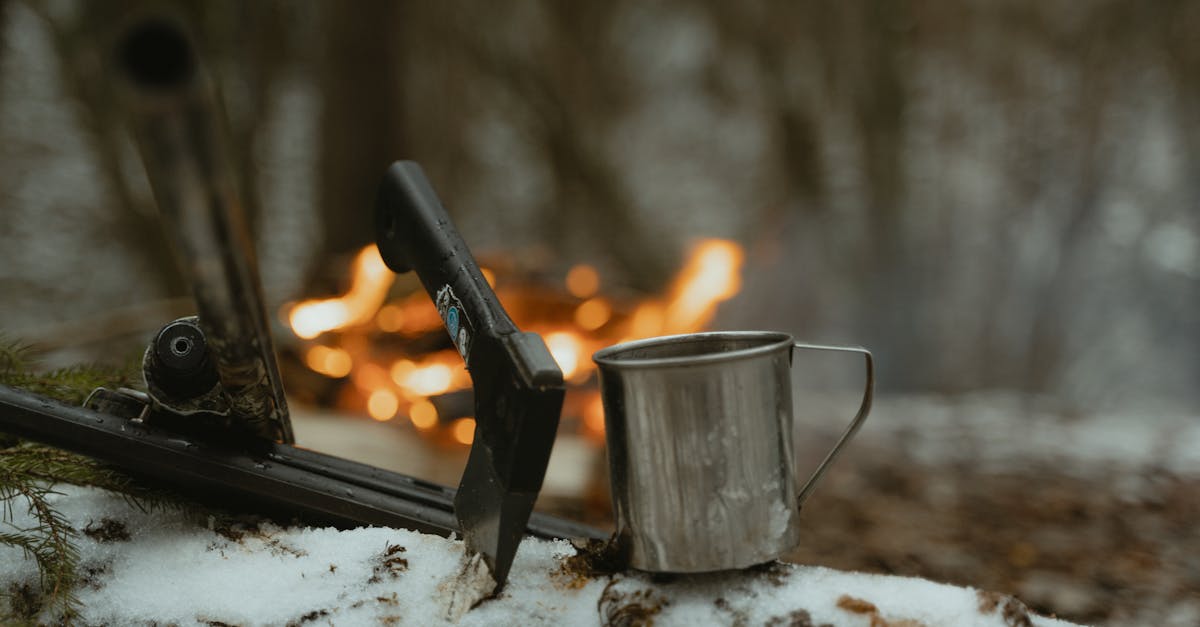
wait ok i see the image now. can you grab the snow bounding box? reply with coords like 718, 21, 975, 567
796, 393, 1200, 478
1, 485, 1078, 626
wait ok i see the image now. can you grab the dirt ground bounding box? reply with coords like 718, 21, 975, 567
557, 441, 1199, 626
785, 446, 1200, 626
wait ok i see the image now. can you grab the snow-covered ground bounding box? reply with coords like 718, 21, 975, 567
793, 392, 1200, 477
292, 393, 1200, 487
0, 485, 1075, 626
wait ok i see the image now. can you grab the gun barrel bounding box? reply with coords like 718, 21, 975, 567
116, 17, 293, 443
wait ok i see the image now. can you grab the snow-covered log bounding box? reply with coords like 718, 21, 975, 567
1, 485, 1075, 626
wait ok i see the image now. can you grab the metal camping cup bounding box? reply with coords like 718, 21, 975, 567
592, 331, 874, 572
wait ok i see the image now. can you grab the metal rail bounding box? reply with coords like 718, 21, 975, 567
0, 384, 602, 541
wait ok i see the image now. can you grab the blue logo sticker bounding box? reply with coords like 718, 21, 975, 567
435, 285, 474, 364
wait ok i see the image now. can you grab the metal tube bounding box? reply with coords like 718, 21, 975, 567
115, 16, 293, 443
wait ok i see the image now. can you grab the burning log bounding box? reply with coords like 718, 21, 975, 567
277, 239, 746, 449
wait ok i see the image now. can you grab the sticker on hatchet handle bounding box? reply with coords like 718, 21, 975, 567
791, 342, 875, 509
436, 285, 474, 364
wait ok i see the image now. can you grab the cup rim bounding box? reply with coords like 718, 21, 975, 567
592, 330, 793, 369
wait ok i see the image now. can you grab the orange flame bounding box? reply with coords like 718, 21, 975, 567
367, 389, 398, 421
583, 392, 606, 436
305, 345, 353, 378
288, 246, 394, 339
452, 418, 476, 445
408, 399, 438, 430
390, 352, 470, 399
545, 331, 585, 380
565, 264, 600, 298
662, 239, 744, 334
574, 297, 611, 331
288, 238, 745, 445
613, 238, 744, 342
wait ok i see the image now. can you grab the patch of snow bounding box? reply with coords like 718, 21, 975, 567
765, 498, 794, 544
1143, 222, 1199, 278
1, 485, 1078, 626
795, 393, 1200, 477
444, 553, 498, 622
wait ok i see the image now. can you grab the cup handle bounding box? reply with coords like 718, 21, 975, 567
791, 342, 875, 509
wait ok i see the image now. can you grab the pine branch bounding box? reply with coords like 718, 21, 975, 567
0, 336, 34, 375
0, 475, 80, 621
0, 445, 193, 515
0, 333, 140, 405
0, 332, 185, 620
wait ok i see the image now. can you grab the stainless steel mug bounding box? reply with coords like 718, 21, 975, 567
592, 331, 873, 572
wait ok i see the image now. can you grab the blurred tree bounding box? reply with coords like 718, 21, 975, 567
0, 0, 1195, 404
308, 0, 406, 291
28, 0, 293, 298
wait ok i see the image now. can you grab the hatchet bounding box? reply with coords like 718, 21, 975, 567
374, 161, 564, 590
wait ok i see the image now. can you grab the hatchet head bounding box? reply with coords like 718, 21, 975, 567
452, 331, 563, 587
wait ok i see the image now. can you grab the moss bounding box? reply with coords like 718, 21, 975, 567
598, 584, 667, 627
82, 518, 131, 543
977, 590, 1034, 627
286, 609, 330, 626
367, 543, 408, 583
4, 582, 41, 623
557, 537, 627, 589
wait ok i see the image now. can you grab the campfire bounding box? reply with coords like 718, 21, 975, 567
281, 240, 745, 446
